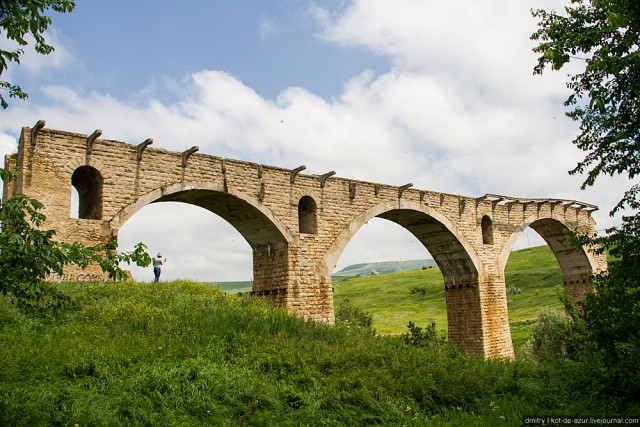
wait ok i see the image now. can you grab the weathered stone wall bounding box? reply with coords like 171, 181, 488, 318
2, 155, 16, 200
3, 122, 607, 359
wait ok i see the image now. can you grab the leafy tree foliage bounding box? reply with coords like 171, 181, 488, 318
1, 167, 151, 312
402, 321, 445, 348
532, 0, 640, 213
0, 0, 75, 108
532, 0, 639, 400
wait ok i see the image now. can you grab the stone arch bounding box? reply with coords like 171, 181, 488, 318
498, 215, 603, 301
71, 165, 103, 220
109, 181, 293, 248
62, 156, 108, 178
323, 200, 494, 355
481, 215, 494, 245
109, 181, 295, 298
298, 196, 318, 234
498, 215, 600, 274
323, 200, 482, 281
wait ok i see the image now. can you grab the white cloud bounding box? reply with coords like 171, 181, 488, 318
259, 16, 281, 39
0, 134, 16, 159
0, 29, 75, 81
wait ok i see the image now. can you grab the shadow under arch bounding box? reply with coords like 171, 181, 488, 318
71, 165, 103, 220
109, 181, 294, 250
323, 200, 482, 283
498, 215, 602, 301
498, 215, 600, 276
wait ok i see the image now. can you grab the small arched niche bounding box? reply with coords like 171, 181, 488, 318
71, 165, 103, 220
298, 196, 318, 234
482, 215, 494, 245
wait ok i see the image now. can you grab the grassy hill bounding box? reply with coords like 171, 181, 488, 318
215, 246, 564, 350
212, 258, 439, 292
333, 245, 563, 342
214, 281, 253, 293
0, 277, 623, 425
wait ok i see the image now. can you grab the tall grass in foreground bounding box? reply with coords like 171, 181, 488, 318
0, 280, 634, 426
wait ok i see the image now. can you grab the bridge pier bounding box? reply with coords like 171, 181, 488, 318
251, 245, 290, 306
480, 274, 514, 359
284, 242, 336, 324
444, 278, 485, 354
251, 244, 336, 324
444, 274, 514, 359
564, 272, 595, 302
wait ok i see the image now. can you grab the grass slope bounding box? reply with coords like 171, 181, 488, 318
0, 279, 627, 425
216, 246, 564, 347
212, 258, 440, 293
333, 245, 564, 344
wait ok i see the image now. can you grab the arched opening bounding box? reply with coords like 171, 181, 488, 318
70, 186, 79, 218
117, 202, 253, 284
298, 196, 317, 234
329, 205, 482, 351
332, 217, 444, 334
482, 215, 494, 245
503, 228, 563, 354
71, 166, 103, 220
501, 219, 597, 355
113, 186, 292, 295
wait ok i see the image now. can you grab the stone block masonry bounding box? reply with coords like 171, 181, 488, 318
3, 122, 607, 359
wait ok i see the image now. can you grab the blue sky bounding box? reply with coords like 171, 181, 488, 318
48, 1, 390, 102
26, 0, 390, 101
1, 1, 631, 282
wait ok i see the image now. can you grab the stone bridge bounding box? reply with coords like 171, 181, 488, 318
3, 121, 607, 358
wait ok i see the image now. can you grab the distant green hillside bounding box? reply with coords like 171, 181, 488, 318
332, 258, 437, 279
215, 259, 439, 293
213, 281, 252, 293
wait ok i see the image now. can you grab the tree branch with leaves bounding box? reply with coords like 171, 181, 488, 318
532, 0, 640, 401
0, 0, 75, 109
532, 0, 640, 213
1, 167, 151, 313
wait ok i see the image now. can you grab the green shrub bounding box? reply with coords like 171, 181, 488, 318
334, 298, 375, 333
409, 286, 428, 295
506, 284, 522, 294
531, 309, 583, 360
402, 321, 445, 348
0, 184, 150, 313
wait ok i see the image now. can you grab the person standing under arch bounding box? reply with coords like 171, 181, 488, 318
153, 252, 166, 282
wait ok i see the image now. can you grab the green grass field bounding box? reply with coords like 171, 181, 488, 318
333, 245, 564, 351
216, 245, 565, 349
213, 281, 253, 293
1, 274, 629, 425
